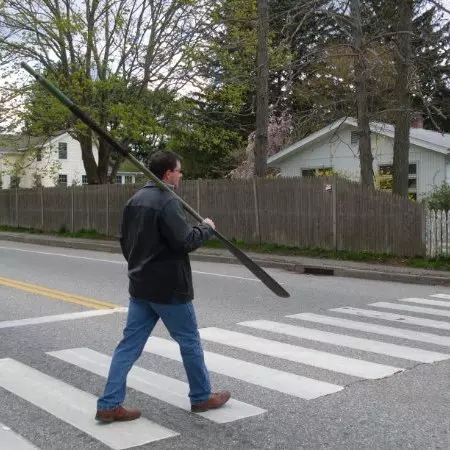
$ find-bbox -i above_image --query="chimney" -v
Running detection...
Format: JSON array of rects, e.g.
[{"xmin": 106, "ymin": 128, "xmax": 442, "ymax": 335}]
[{"xmin": 411, "ymin": 112, "xmax": 424, "ymax": 129}]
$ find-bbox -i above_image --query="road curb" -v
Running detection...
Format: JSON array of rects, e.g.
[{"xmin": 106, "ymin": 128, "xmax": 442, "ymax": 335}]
[
  {"xmin": 1, "ymin": 233, "xmax": 449, "ymax": 287},
  {"xmin": 190, "ymin": 252, "xmax": 450, "ymax": 287},
  {"xmin": 0, "ymin": 233, "xmax": 122, "ymax": 253}
]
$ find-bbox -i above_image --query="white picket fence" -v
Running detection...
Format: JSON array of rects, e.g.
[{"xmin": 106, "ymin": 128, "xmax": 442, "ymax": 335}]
[{"xmin": 425, "ymin": 209, "xmax": 450, "ymax": 257}]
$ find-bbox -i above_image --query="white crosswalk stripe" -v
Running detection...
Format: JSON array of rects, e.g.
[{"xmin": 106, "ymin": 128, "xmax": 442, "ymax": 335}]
[
  {"xmin": 144, "ymin": 336, "xmax": 343, "ymax": 399},
  {"xmin": 330, "ymin": 307, "xmax": 450, "ymax": 330},
  {"xmin": 238, "ymin": 320, "xmax": 450, "ymax": 363},
  {"xmin": 0, "ymin": 308, "xmax": 127, "ymax": 330},
  {"xmin": 48, "ymin": 347, "xmax": 265, "ymax": 423},
  {"xmin": 369, "ymin": 302, "xmax": 450, "ymax": 318},
  {"xmin": 399, "ymin": 297, "xmax": 450, "ymax": 308},
  {"xmin": 0, "ymin": 423, "xmax": 39, "ymax": 450},
  {"xmin": 0, "ymin": 358, "xmax": 178, "ymax": 449},
  {"xmin": 287, "ymin": 312, "xmax": 450, "ymax": 347},
  {"xmin": 197, "ymin": 328, "xmax": 404, "ymax": 379},
  {"xmin": 431, "ymin": 293, "xmax": 450, "ymax": 300}
]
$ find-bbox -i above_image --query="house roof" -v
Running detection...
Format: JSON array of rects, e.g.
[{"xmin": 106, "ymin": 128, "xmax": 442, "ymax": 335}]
[
  {"xmin": 268, "ymin": 117, "xmax": 450, "ymax": 165},
  {"xmin": 117, "ymin": 159, "xmax": 141, "ymax": 174},
  {"xmin": 0, "ymin": 131, "xmax": 67, "ymax": 154}
]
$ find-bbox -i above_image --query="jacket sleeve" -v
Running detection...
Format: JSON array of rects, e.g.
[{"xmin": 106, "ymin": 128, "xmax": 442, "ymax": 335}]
[
  {"xmin": 159, "ymin": 198, "xmax": 214, "ymax": 253},
  {"xmin": 119, "ymin": 206, "xmax": 129, "ymax": 261}
]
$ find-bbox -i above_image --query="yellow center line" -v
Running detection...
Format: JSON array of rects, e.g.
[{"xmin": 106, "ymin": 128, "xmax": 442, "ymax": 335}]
[{"xmin": 0, "ymin": 277, "xmax": 119, "ymax": 310}]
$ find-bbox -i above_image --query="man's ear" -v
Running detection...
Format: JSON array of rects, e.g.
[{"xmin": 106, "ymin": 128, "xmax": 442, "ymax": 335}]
[{"xmin": 161, "ymin": 169, "xmax": 170, "ymax": 181}]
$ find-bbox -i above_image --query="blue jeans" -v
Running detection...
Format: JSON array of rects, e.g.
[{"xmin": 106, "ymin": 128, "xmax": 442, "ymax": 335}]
[{"xmin": 97, "ymin": 297, "xmax": 211, "ymax": 410}]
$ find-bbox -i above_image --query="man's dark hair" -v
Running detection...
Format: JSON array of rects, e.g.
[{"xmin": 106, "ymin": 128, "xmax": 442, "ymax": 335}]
[{"xmin": 148, "ymin": 150, "xmax": 180, "ymax": 179}]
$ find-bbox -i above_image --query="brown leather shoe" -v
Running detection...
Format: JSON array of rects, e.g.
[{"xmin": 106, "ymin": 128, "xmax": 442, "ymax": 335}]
[
  {"xmin": 191, "ymin": 390, "xmax": 231, "ymax": 413},
  {"xmin": 95, "ymin": 405, "xmax": 141, "ymax": 423}
]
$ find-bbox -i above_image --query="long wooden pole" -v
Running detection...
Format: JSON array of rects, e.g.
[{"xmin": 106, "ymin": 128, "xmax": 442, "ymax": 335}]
[{"xmin": 21, "ymin": 62, "xmax": 289, "ymax": 298}]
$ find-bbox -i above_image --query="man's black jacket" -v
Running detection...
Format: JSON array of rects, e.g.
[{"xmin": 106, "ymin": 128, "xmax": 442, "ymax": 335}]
[{"xmin": 119, "ymin": 183, "xmax": 214, "ymax": 304}]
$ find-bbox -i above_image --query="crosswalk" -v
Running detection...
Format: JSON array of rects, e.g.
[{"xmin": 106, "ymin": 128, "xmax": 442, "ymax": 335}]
[{"xmin": 1, "ymin": 293, "xmax": 450, "ymax": 449}]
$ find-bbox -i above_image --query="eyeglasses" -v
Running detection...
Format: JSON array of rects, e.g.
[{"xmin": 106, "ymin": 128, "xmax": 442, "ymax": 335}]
[{"xmin": 173, "ymin": 169, "xmax": 183, "ymax": 174}]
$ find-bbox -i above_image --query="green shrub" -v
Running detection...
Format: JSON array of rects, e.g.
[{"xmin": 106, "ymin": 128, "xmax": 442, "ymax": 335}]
[{"xmin": 423, "ymin": 182, "xmax": 450, "ymax": 211}]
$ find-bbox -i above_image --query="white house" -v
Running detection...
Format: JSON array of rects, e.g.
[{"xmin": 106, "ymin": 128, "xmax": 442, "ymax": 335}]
[
  {"xmin": 267, "ymin": 117, "xmax": 450, "ymax": 200},
  {"xmin": 0, "ymin": 131, "xmax": 140, "ymax": 189}
]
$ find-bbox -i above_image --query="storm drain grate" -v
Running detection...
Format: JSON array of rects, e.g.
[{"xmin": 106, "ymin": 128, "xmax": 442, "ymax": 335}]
[{"xmin": 303, "ymin": 267, "xmax": 335, "ymax": 276}]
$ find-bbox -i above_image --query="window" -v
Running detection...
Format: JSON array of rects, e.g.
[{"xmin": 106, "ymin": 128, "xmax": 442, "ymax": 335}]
[
  {"xmin": 82, "ymin": 175, "xmax": 88, "ymax": 185},
  {"xmin": 377, "ymin": 163, "xmax": 417, "ymax": 199},
  {"xmin": 36, "ymin": 149, "xmax": 42, "ymax": 162},
  {"xmin": 58, "ymin": 142, "xmax": 67, "ymax": 159},
  {"xmin": 125, "ymin": 175, "xmax": 133, "ymax": 184},
  {"xmin": 302, "ymin": 167, "xmax": 332, "ymax": 177},
  {"xmin": 302, "ymin": 169, "xmax": 316, "ymax": 177},
  {"xmin": 10, "ymin": 175, "xmax": 20, "ymax": 188},
  {"xmin": 351, "ymin": 131, "xmax": 359, "ymax": 145},
  {"xmin": 58, "ymin": 174, "xmax": 68, "ymax": 186},
  {"xmin": 116, "ymin": 175, "xmax": 123, "ymax": 184}
]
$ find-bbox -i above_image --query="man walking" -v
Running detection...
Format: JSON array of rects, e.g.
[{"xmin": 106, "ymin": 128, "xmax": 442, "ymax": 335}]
[{"xmin": 96, "ymin": 150, "xmax": 231, "ymax": 423}]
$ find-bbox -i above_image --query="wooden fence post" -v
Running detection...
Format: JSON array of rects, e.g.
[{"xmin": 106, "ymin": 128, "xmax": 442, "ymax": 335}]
[
  {"xmin": 9, "ymin": 189, "xmax": 13, "ymax": 226},
  {"xmin": 15, "ymin": 188, "xmax": 19, "ymax": 227},
  {"xmin": 71, "ymin": 185, "xmax": 75, "ymax": 232},
  {"xmin": 86, "ymin": 186, "xmax": 90, "ymax": 230},
  {"xmin": 196, "ymin": 179, "xmax": 200, "ymax": 214},
  {"xmin": 41, "ymin": 187, "xmax": 44, "ymax": 230},
  {"xmin": 332, "ymin": 176, "xmax": 337, "ymax": 251},
  {"xmin": 252, "ymin": 177, "xmax": 261, "ymax": 244},
  {"xmin": 106, "ymin": 183, "xmax": 109, "ymax": 236}
]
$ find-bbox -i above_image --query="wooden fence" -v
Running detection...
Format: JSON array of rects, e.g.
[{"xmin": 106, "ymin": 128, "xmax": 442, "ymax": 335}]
[{"xmin": 0, "ymin": 177, "xmax": 425, "ymax": 257}]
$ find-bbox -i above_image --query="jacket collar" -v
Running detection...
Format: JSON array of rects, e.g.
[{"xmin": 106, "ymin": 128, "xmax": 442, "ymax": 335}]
[{"xmin": 145, "ymin": 181, "xmax": 175, "ymax": 190}]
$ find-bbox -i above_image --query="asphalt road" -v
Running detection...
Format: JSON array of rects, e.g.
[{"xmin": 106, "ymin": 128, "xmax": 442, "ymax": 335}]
[{"xmin": 0, "ymin": 240, "xmax": 449, "ymax": 450}]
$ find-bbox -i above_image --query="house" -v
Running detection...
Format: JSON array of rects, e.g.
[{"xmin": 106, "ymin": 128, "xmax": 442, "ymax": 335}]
[
  {"xmin": 0, "ymin": 131, "xmax": 141, "ymax": 189},
  {"xmin": 267, "ymin": 117, "xmax": 450, "ymax": 200},
  {"xmin": 115, "ymin": 159, "xmax": 143, "ymax": 185}
]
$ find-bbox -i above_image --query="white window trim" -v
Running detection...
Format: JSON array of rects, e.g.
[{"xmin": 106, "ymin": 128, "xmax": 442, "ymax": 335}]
[{"xmin": 58, "ymin": 142, "xmax": 68, "ymax": 160}]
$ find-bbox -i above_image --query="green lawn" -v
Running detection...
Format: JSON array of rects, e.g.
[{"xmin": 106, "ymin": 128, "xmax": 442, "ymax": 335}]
[{"xmin": 1, "ymin": 224, "xmax": 449, "ymax": 271}]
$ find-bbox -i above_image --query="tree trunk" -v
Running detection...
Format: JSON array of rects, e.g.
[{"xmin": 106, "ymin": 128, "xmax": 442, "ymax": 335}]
[
  {"xmin": 109, "ymin": 154, "xmax": 125, "ymax": 183},
  {"xmin": 254, "ymin": 0, "xmax": 269, "ymax": 178},
  {"xmin": 77, "ymin": 130, "xmax": 100, "ymax": 184},
  {"xmin": 392, "ymin": 0, "xmax": 413, "ymax": 197},
  {"xmin": 97, "ymin": 138, "xmax": 112, "ymax": 184},
  {"xmin": 351, "ymin": 0, "xmax": 373, "ymax": 187}
]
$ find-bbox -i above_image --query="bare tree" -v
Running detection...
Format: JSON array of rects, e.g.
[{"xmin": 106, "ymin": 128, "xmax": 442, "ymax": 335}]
[
  {"xmin": 392, "ymin": 0, "xmax": 413, "ymax": 197},
  {"xmin": 0, "ymin": 0, "xmax": 208, "ymax": 183}
]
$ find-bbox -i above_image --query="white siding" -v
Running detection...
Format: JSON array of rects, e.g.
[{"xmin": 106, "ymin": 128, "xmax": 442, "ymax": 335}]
[
  {"xmin": 411, "ymin": 146, "xmax": 446, "ymax": 198},
  {"xmin": 274, "ymin": 128, "xmax": 361, "ymax": 180},
  {"xmin": 43, "ymin": 134, "xmax": 99, "ymax": 187},
  {"xmin": 1, "ymin": 133, "xmax": 99, "ymax": 189},
  {"xmin": 0, "ymin": 153, "xmax": 20, "ymax": 189},
  {"xmin": 271, "ymin": 125, "xmax": 447, "ymax": 199}
]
